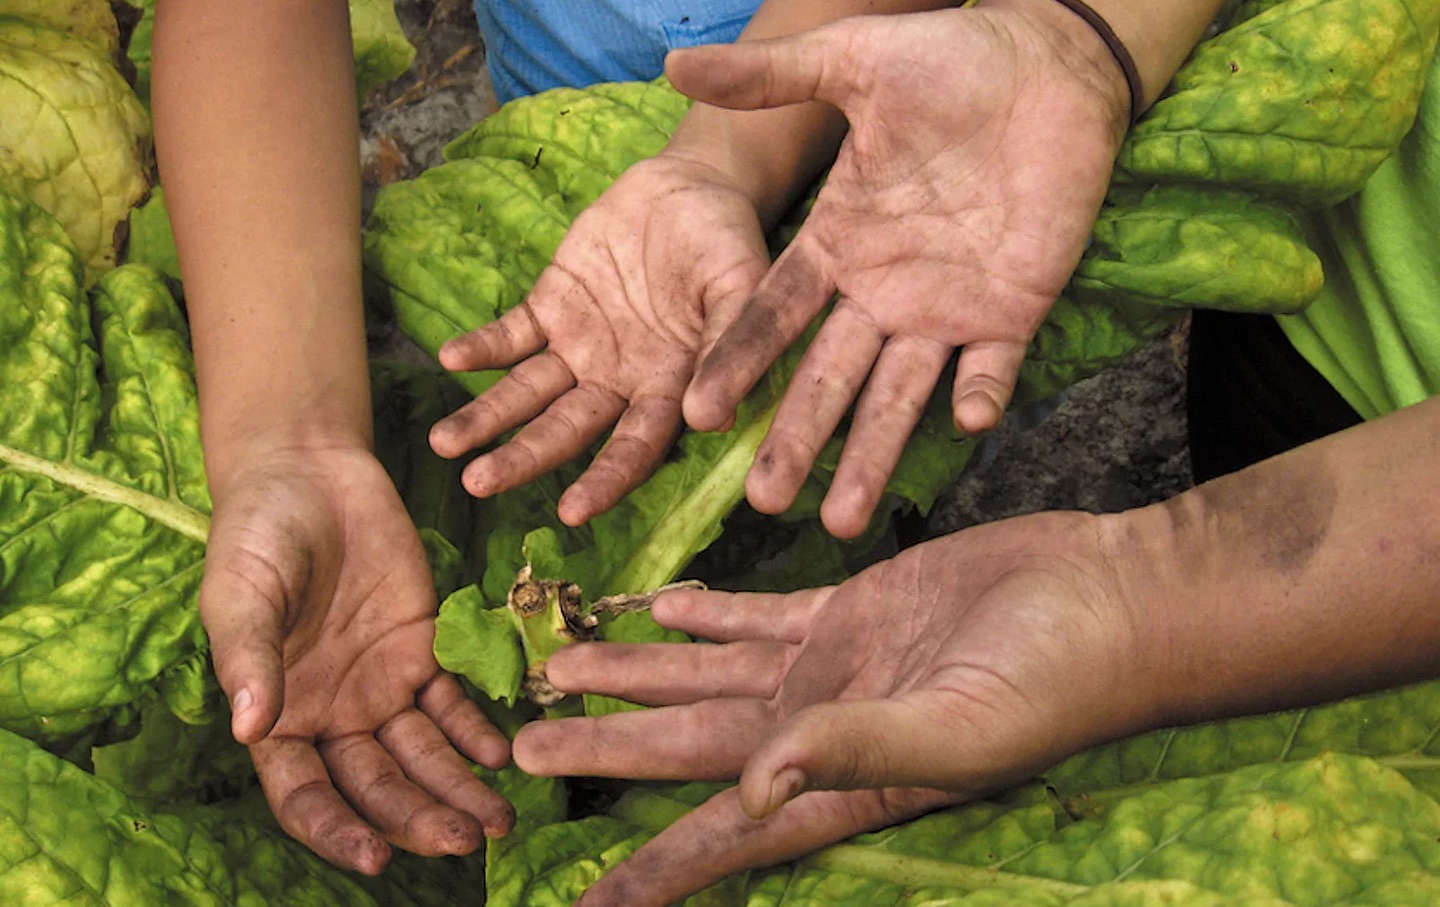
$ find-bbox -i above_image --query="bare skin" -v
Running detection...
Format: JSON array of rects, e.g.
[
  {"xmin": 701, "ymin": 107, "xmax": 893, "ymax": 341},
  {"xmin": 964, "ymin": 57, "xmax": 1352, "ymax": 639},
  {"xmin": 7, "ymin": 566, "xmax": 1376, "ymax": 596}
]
[
  {"xmin": 428, "ymin": 153, "xmax": 770, "ymax": 525},
  {"xmin": 515, "ymin": 511, "xmax": 1145, "ymax": 906},
  {"xmin": 434, "ymin": 0, "xmax": 1226, "ymax": 540},
  {"xmin": 154, "ymin": 0, "xmax": 511, "ymax": 871},
  {"xmin": 686, "ymin": 0, "xmax": 1224, "ymax": 540},
  {"xmin": 429, "ymin": 0, "xmax": 967, "ymax": 530},
  {"xmin": 156, "ymin": 0, "xmax": 1223, "ymax": 877},
  {"xmin": 201, "ymin": 448, "xmax": 514, "ymax": 870},
  {"xmin": 514, "ymin": 395, "xmax": 1440, "ymax": 906}
]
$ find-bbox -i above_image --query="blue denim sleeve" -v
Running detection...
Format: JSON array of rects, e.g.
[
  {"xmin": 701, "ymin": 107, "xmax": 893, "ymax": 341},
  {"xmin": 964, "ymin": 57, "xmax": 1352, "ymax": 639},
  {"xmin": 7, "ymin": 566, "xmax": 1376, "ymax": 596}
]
[{"xmin": 473, "ymin": 0, "xmax": 761, "ymax": 103}]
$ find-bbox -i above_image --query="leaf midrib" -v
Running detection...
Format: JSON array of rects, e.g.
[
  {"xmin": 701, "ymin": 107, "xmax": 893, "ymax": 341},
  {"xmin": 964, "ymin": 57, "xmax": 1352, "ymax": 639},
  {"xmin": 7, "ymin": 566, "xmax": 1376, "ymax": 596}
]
[{"xmin": 0, "ymin": 442, "xmax": 208, "ymax": 542}]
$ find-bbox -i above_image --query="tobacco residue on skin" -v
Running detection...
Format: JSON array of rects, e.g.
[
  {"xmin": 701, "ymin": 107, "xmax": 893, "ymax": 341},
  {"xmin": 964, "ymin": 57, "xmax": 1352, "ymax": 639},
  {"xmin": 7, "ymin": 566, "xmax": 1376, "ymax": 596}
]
[{"xmin": 1195, "ymin": 454, "xmax": 1338, "ymax": 575}]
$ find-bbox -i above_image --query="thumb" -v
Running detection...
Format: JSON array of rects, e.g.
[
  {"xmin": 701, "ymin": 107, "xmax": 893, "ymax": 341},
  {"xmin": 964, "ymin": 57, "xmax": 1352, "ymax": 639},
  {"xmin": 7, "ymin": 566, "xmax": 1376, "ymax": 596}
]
[
  {"xmin": 665, "ymin": 23, "xmax": 861, "ymax": 112},
  {"xmin": 737, "ymin": 691, "xmax": 1030, "ymax": 820},
  {"xmin": 198, "ymin": 540, "xmax": 295, "ymax": 746}
]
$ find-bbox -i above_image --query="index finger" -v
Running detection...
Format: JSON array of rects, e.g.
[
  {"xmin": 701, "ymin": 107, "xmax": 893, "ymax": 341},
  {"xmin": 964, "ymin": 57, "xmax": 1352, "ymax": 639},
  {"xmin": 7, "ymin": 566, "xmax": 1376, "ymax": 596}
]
[
  {"xmin": 514, "ymin": 698, "xmax": 772, "ymax": 780},
  {"xmin": 652, "ymin": 586, "xmax": 833, "ymax": 643},
  {"xmin": 683, "ymin": 240, "xmax": 835, "ymax": 432}
]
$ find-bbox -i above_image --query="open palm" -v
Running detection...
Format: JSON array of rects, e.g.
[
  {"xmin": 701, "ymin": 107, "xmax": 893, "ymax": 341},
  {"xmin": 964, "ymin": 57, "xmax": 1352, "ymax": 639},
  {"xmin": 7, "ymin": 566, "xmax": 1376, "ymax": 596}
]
[
  {"xmin": 673, "ymin": 3, "xmax": 1130, "ymax": 538},
  {"xmin": 512, "ymin": 511, "xmax": 1147, "ymax": 906},
  {"xmin": 200, "ymin": 447, "xmax": 513, "ymax": 873},
  {"xmin": 429, "ymin": 154, "xmax": 771, "ymax": 526}
]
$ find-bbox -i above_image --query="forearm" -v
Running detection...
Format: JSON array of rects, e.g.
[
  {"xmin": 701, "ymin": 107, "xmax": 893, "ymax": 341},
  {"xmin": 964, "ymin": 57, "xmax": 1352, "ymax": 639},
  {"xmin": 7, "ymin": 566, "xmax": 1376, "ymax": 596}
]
[
  {"xmin": 153, "ymin": 0, "xmax": 371, "ymax": 494},
  {"xmin": 1112, "ymin": 395, "xmax": 1440, "ymax": 726},
  {"xmin": 666, "ymin": 0, "xmax": 955, "ymax": 227}
]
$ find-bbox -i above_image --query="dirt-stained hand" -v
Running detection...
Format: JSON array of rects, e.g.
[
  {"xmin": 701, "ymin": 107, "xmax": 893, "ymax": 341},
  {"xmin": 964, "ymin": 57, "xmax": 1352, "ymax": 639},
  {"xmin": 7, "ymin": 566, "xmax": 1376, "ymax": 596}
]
[
  {"xmin": 671, "ymin": 0, "xmax": 1130, "ymax": 538},
  {"xmin": 200, "ymin": 445, "xmax": 514, "ymax": 873},
  {"xmin": 511, "ymin": 511, "xmax": 1153, "ymax": 905},
  {"xmin": 429, "ymin": 153, "xmax": 771, "ymax": 526}
]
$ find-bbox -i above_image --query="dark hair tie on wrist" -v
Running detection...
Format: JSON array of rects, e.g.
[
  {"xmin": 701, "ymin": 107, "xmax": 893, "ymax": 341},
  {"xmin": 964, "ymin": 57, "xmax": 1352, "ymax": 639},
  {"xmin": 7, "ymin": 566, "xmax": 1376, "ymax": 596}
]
[{"xmin": 1048, "ymin": 0, "xmax": 1145, "ymax": 124}]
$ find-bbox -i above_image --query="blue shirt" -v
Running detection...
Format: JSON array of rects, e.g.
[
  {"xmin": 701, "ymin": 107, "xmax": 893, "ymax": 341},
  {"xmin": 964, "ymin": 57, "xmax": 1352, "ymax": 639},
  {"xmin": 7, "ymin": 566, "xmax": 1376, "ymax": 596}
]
[{"xmin": 473, "ymin": 0, "xmax": 761, "ymax": 103}]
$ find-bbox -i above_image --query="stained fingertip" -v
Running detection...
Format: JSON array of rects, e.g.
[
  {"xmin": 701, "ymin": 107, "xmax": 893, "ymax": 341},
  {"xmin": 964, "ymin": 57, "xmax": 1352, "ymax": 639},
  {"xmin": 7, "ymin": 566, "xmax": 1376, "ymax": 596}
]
[
  {"xmin": 745, "ymin": 452, "xmax": 804, "ymax": 515},
  {"xmin": 422, "ymin": 811, "xmax": 486, "ymax": 857},
  {"xmin": 460, "ymin": 460, "xmax": 500, "ymax": 498},
  {"xmin": 427, "ymin": 419, "xmax": 463, "ymax": 459},
  {"xmin": 480, "ymin": 797, "xmax": 517, "ymax": 838},
  {"xmin": 330, "ymin": 827, "xmax": 391, "ymax": 876},
  {"xmin": 448, "ymin": 816, "xmax": 488, "ymax": 854}
]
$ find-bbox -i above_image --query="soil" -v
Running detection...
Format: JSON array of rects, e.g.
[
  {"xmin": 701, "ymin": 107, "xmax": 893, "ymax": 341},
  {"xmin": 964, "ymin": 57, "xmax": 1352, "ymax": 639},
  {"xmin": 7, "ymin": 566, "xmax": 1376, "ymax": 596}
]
[{"xmin": 361, "ymin": 0, "xmax": 1197, "ymax": 537}]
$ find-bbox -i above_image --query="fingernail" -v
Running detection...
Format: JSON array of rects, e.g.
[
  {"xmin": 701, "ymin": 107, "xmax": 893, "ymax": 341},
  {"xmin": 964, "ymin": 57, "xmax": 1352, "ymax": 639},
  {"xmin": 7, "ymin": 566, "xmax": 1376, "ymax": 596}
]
[
  {"xmin": 767, "ymin": 767, "xmax": 807, "ymax": 814},
  {"xmin": 232, "ymin": 687, "xmax": 253, "ymax": 718}
]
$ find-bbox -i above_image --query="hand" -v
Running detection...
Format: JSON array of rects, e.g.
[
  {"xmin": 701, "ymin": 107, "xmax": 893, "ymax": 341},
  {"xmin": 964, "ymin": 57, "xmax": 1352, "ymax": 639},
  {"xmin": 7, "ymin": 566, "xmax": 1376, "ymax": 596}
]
[
  {"xmin": 199, "ymin": 444, "xmax": 514, "ymax": 874},
  {"xmin": 428, "ymin": 153, "xmax": 772, "ymax": 526},
  {"xmin": 512, "ymin": 511, "xmax": 1154, "ymax": 906},
  {"xmin": 670, "ymin": 0, "xmax": 1131, "ymax": 538}
]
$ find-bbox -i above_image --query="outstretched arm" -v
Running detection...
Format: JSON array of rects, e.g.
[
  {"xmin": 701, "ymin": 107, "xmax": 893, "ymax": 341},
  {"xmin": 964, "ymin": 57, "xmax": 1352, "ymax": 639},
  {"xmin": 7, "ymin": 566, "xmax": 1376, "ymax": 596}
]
[
  {"xmin": 153, "ymin": 0, "xmax": 512, "ymax": 874},
  {"xmin": 1121, "ymin": 394, "xmax": 1440, "ymax": 725},
  {"xmin": 513, "ymin": 392, "xmax": 1440, "ymax": 906},
  {"xmin": 155, "ymin": 0, "xmax": 370, "ymax": 475}
]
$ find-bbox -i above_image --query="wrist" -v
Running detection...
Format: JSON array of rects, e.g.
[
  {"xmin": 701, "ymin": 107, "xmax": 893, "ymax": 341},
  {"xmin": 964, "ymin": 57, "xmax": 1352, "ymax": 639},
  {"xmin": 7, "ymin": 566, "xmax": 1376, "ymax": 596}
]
[
  {"xmin": 978, "ymin": 0, "xmax": 1131, "ymax": 136},
  {"xmin": 1097, "ymin": 484, "xmax": 1303, "ymax": 731},
  {"xmin": 660, "ymin": 128, "xmax": 792, "ymax": 227},
  {"xmin": 1092, "ymin": 503, "xmax": 1204, "ymax": 731},
  {"xmin": 203, "ymin": 416, "xmax": 373, "ymax": 502},
  {"xmin": 662, "ymin": 101, "xmax": 846, "ymax": 229}
]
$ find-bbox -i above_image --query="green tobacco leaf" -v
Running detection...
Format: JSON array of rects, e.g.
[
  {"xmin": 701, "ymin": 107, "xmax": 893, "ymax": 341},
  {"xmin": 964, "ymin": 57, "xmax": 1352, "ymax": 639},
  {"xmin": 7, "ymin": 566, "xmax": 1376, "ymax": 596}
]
[
  {"xmin": 349, "ymin": 0, "xmax": 417, "ymax": 100},
  {"xmin": 124, "ymin": 188, "xmax": 179, "ymax": 284},
  {"xmin": 0, "ymin": 0, "xmax": 118, "ymax": 53},
  {"xmin": 440, "ymin": 79, "xmax": 693, "ymax": 218},
  {"xmin": 0, "ymin": 16, "xmax": 151, "ymax": 275},
  {"xmin": 435, "ymin": 585, "xmax": 525, "ymax": 707},
  {"xmin": 90, "ymin": 700, "xmax": 254, "ymax": 806},
  {"xmin": 0, "ymin": 726, "xmax": 430, "ymax": 906},
  {"xmin": 1018, "ymin": 293, "xmax": 1180, "ymax": 409},
  {"xmin": 1073, "ymin": 186, "xmax": 1324, "ymax": 315},
  {"xmin": 0, "ymin": 194, "xmax": 214, "ymax": 744},
  {"xmin": 417, "ymin": 528, "xmax": 466, "ymax": 601},
  {"xmin": 369, "ymin": 358, "xmax": 477, "ymax": 552},
  {"xmin": 1117, "ymin": 0, "xmax": 1440, "ymax": 206},
  {"xmin": 477, "ymin": 763, "xmax": 568, "ymax": 835},
  {"xmin": 1044, "ymin": 681, "xmax": 1440, "ymax": 807},
  {"xmin": 488, "ymin": 746, "xmax": 1440, "ymax": 906},
  {"xmin": 124, "ymin": 1, "xmax": 152, "ymax": 105}
]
